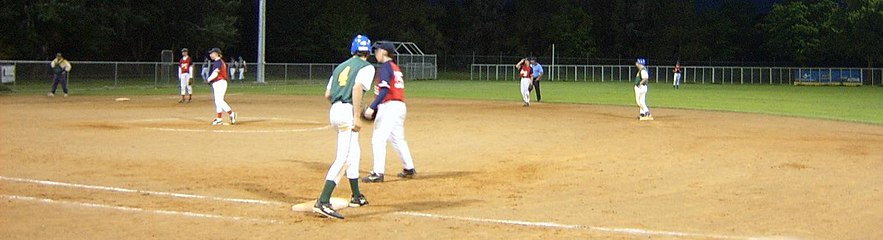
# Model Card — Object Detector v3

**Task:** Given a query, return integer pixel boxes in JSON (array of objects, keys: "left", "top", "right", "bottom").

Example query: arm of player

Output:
[
  {"left": 368, "top": 64, "right": 393, "bottom": 111},
  {"left": 207, "top": 68, "right": 220, "bottom": 82},
  {"left": 516, "top": 59, "right": 526, "bottom": 68},
  {"left": 352, "top": 65, "right": 376, "bottom": 131},
  {"left": 536, "top": 65, "right": 544, "bottom": 81},
  {"left": 325, "top": 76, "right": 332, "bottom": 102},
  {"left": 640, "top": 70, "right": 649, "bottom": 85}
]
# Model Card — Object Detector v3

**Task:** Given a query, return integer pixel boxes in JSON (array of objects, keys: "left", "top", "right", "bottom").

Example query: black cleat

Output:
[
  {"left": 349, "top": 194, "right": 368, "bottom": 207},
  {"left": 397, "top": 168, "right": 416, "bottom": 178},
  {"left": 313, "top": 201, "right": 344, "bottom": 219},
  {"left": 362, "top": 172, "right": 384, "bottom": 183}
]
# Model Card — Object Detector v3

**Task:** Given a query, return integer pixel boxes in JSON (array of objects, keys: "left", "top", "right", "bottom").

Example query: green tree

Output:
[
  {"left": 847, "top": 0, "right": 883, "bottom": 67},
  {"left": 761, "top": 0, "right": 840, "bottom": 64}
]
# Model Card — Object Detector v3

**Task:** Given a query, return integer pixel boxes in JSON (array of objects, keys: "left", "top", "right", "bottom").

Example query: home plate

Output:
[
  {"left": 291, "top": 197, "right": 349, "bottom": 212},
  {"left": 115, "top": 97, "right": 131, "bottom": 102}
]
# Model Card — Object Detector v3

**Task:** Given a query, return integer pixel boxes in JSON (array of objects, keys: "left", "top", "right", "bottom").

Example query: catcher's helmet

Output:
[{"left": 350, "top": 34, "right": 372, "bottom": 55}]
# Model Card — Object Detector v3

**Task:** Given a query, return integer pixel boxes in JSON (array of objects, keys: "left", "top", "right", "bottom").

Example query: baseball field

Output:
[{"left": 1, "top": 80, "right": 882, "bottom": 239}]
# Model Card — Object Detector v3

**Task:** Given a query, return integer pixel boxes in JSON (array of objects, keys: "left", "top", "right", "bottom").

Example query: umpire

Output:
[{"left": 529, "top": 57, "right": 544, "bottom": 102}]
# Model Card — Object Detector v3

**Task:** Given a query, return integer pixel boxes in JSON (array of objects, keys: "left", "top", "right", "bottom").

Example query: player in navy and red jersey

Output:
[
  {"left": 362, "top": 41, "right": 416, "bottom": 183},
  {"left": 517, "top": 58, "right": 533, "bottom": 107},
  {"left": 206, "top": 48, "right": 237, "bottom": 126}
]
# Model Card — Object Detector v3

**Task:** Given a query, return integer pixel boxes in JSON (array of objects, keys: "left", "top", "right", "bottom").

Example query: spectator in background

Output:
[
  {"left": 228, "top": 57, "right": 237, "bottom": 81},
  {"left": 48, "top": 53, "right": 72, "bottom": 97},
  {"left": 672, "top": 61, "right": 682, "bottom": 89},
  {"left": 237, "top": 56, "right": 246, "bottom": 80},
  {"left": 530, "top": 57, "right": 544, "bottom": 102},
  {"left": 201, "top": 57, "right": 211, "bottom": 81}
]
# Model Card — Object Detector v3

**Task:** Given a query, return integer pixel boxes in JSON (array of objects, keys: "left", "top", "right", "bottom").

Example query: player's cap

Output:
[
  {"left": 372, "top": 41, "right": 395, "bottom": 54},
  {"left": 181, "top": 48, "right": 189, "bottom": 52},
  {"left": 636, "top": 57, "right": 648, "bottom": 65},
  {"left": 209, "top": 48, "right": 222, "bottom": 54},
  {"left": 350, "top": 34, "right": 372, "bottom": 55}
]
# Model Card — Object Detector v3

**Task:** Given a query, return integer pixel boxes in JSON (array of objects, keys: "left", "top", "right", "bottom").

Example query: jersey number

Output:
[{"left": 338, "top": 66, "right": 351, "bottom": 87}]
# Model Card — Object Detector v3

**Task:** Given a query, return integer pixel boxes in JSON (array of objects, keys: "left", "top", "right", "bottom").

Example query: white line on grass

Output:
[
  {"left": 1, "top": 194, "right": 281, "bottom": 224},
  {"left": 0, "top": 176, "right": 287, "bottom": 206},
  {"left": 395, "top": 212, "right": 798, "bottom": 240}
]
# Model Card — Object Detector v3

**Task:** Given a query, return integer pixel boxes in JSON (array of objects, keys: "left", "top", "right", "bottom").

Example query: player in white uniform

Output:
[
  {"left": 516, "top": 58, "right": 533, "bottom": 107},
  {"left": 312, "top": 34, "right": 374, "bottom": 219},
  {"left": 634, "top": 57, "right": 652, "bottom": 120},
  {"left": 178, "top": 48, "right": 194, "bottom": 103},
  {"left": 362, "top": 41, "right": 416, "bottom": 183}
]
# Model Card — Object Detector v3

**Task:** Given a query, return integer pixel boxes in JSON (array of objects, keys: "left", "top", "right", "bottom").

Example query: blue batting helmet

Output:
[
  {"left": 636, "top": 57, "right": 648, "bottom": 65},
  {"left": 350, "top": 34, "right": 372, "bottom": 55}
]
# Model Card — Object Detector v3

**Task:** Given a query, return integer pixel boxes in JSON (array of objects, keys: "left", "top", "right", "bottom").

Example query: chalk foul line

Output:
[
  {"left": 1, "top": 194, "right": 281, "bottom": 224},
  {"left": 394, "top": 212, "right": 798, "bottom": 240},
  {"left": 0, "top": 176, "right": 287, "bottom": 206}
]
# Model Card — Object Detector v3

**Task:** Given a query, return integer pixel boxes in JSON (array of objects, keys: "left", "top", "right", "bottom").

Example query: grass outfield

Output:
[{"left": 3, "top": 80, "right": 881, "bottom": 124}]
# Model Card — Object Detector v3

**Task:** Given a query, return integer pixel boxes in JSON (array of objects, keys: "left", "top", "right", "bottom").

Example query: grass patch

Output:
[{"left": 3, "top": 79, "right": 881, "bottom": 124}]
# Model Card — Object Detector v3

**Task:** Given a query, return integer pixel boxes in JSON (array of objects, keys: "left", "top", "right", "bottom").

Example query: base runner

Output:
[
  {"left": 634, "top": 57, "right": 652, "bottom": 120},
  {"left": 312, "top": 34, "right": 374, "bottom": 219},
  {"left": 362, "top": 41, "right": 416, "bottom": 183}
]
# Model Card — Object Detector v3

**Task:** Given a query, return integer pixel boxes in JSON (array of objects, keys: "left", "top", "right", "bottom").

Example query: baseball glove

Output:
[
  {"left": 188, "top": 78, "right": 194, "bottom": 86},
  {"left": 361, "top": 107, "right": 377, "bottom": 121}
]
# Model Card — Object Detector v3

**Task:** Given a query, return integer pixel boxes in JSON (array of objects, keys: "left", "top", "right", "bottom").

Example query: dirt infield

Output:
[{"left": 1, "top": 94, "right": 881, "bottom": 239}]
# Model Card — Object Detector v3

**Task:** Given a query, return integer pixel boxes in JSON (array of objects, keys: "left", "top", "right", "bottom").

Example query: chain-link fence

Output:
[
  {"left": 396, "top": 54, "right": 437, "bottom": 80},
  {"left": 0, "top": 60, "right": 439, "bottom": 89},
  {"left": 470, "top": 63, "right": 883, "bottom": 86}
]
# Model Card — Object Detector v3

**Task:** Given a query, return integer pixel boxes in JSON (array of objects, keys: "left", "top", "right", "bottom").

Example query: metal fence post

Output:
[
  {"left": 712, "top": 67, "right": 715, "bottom": 84},
  {"left": 114, "top": 62, "right": 118, "bottom": 87},
  {"left": 601, "top": 67, "right": 605, "bottom": 82}
]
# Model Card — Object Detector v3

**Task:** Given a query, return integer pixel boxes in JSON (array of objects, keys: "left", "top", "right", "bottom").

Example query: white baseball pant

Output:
[
  {"left": 211, "top": 80, "right": 232, "bottom": 113},
  {"left": 673, "top": 73, "right": 682, "bottom": 86},
  {"left": 520, "top": 77, "right": 532, "bottom": 104},
  {"left": 179, "top": 73, "right": 193, "bottom": 95},
  {"left": 325, "top": 102, "right": 361, "bottom": 182},
  {"left": 634, "top": 85, "right": 649, "bottom": 115},
  {"left": 371, "top": 101, "right": 414, "bottom": 175}
]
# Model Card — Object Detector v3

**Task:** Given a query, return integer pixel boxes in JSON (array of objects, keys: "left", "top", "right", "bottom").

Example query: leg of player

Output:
[
  {"left": 179, "top": 74, "right": 188, "bottom": 103},
  {"left": 49, "top": 74, "right": 60, "bottom": 97},
  {"left": 390, "top": 103, "right": 415, "bottom": 178},
  {"left": 634, "top": 85, "right": 643, "bottom": 118},
  {"left": 521, "top": 78, "right": 531, "bottom": 107},
  {"left": 365, "top": 104, "right": 393, "bottom": 183},
  {"left": 315, "top": 103, "right": 367, "bottom": 219},
  {"left": 533, "top": 79, "right": 542, "bottom": 102},
  {"left": 211, "top": 81, "right": 235, "bottom": 125},
  {"left": 346, "top": 129, "right": 367, "bottom": 207},
  {"left": 638, "top": 86, "right": 651, "bottom": 120},
  {"left": 61, "top": 74, "right": 69, "bottom": 97},
  {"left": 186, "top": 82, "right": 193, "bottom": 103}
]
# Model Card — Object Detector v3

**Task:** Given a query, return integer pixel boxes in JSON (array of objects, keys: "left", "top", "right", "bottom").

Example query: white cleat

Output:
[
  {"left": 211, "top": 118, "right": 224, "bottom": 126},
  {"left": 47, "top": 93, "right": 54, "bottom": 97},
  {"left": 229, "top": 112, "right": 237, "bottom": 125}
]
